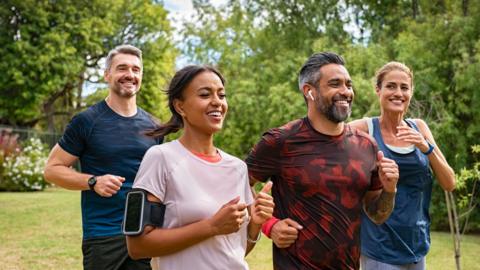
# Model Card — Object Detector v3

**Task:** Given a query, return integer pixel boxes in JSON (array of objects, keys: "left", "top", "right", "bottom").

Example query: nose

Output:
[
  {"left": 211, "top": 94, "right": 222, "bottom": 106},
  {"left": 339, "top": 84, "right": 353, "bottom": 97},
  {"left": 392, "top": 86, "right": 403, "bottom": 96},
  {"left": 124, "top": 68, "right": 135, "bottom": 79}
]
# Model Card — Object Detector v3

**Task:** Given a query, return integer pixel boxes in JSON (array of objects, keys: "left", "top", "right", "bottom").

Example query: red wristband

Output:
[{"left": 261, "top": 217, "right": 280, "bottom": 238}]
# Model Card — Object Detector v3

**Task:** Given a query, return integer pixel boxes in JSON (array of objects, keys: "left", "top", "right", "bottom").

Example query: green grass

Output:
[{"left": 1, "top": 188, "right": 478, "bottom": 270}]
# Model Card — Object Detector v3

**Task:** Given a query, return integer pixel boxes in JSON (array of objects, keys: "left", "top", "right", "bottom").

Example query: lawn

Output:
[{"left": 0, "top": 188, "right": 478, "bottom": 270}]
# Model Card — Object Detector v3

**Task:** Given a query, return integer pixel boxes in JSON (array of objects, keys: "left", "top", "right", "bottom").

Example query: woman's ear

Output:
[
  {"left": 173, "top": 99, "right": 185, "bottom": 117},
  {"left": 375, "top": 85, "right": 381, "bottom": 96}
]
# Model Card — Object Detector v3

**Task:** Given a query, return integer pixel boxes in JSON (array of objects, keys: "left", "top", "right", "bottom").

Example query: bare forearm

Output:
[
  {"left": 44, "top": 165, "right": 90, "bottom": 190},
  {"left": 127, "top": 220, "right": 215, "bottom": 259},
  {"left": 365, "top": 190, "right": 396, "bottom": 225},
  {"left": 246, "top": 222, "right": 261, "bottom": 255},
  {"left": 428, "top": 150, "right": 456, "bottom": 191}
]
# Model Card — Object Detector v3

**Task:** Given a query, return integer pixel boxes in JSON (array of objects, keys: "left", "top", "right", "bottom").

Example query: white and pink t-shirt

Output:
[{"left": 133, "top": 140, "right": 254, "bottom": 270}]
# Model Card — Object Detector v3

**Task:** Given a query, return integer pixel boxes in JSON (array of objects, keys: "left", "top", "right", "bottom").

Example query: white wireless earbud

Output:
[{"left": 308, "top": 90, "right": 315, "bottom": 101}]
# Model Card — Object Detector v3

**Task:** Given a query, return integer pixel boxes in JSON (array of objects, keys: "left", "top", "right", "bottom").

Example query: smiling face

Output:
[
  {"left": 104, "top": 53, "right": 142, "bottom": 98},
  {"left": 376, "top": 69, "right": 412, "bottom": 114},
  {"left": 311, "top": 64, "right": 354, "bottom": 123},
  {"left": 174, "top": 71, "right": 227, "bottom": 136}
]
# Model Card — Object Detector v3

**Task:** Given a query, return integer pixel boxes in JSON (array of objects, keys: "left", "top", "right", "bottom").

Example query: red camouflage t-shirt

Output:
[{"left": 246, "top": 117, "right": 382, "bottom": 270}]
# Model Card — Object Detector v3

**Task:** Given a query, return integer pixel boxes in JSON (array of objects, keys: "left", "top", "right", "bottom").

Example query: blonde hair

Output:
[{"left": 374, "top": 61, "right": 414, "bottom": 90}]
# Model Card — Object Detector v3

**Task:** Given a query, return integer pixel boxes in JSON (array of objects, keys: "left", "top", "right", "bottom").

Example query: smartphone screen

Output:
[{"left": 124, "top": 191, "right": 144, "bottom": 234}]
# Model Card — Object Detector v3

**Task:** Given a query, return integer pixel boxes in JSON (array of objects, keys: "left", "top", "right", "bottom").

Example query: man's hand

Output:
[
  {"left": 363, "top": 151, "right": 399, "bottom": 224},
  {"left": 377, "top": 151, "right": 398, "bottom": 193},
  {"left": 251, "top": 181, "right": 274, "bottom": 225},
  {"left": 271, "top": 218, "right": 302, "bottom": 248},
  {"left": 93, "top": 174, "right": 125, "bottom": 197}
]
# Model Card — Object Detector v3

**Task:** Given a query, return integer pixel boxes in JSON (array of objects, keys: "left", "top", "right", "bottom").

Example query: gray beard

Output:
[{"left": 324, "top": 103, "right": 351, "bottom": 123}]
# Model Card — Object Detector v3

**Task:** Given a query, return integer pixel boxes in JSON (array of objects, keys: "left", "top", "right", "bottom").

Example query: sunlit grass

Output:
[{"left": 1, "top": 188, "right": 478, "bottom": 270}]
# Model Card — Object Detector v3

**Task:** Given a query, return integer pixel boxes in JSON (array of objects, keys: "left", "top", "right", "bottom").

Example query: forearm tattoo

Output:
[{"left": 365, "top": 190, "right": 396, "bottom": 225}]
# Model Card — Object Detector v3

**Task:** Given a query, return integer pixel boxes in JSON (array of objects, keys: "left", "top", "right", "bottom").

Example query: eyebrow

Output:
[
  {"left": 116, "top": 64, "right": 141, "bottom": 69},
  {"left": 197, "top": 86, "right": 225, "bottom": 91},
  {"left": 327, "top": 78, "right": 352, "bottom": 84}
]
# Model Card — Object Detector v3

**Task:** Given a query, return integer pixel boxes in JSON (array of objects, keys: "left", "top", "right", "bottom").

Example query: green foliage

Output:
[
  {"left": 183, "top": 0, "right": 480, "bottom": 229},
  {"left": 455, "top": 145, "right": 480, "bottom": 232},
  {"left": 0, "top": 0, "right": 177, "bottom": 130},
  {"left": 0, "top": 137, "right": 49, "bottom": 191}
]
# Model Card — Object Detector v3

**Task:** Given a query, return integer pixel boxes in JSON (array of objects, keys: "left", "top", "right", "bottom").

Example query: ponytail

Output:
[{"left": 145, "top": 113, "right": 183, "bottom": 138}]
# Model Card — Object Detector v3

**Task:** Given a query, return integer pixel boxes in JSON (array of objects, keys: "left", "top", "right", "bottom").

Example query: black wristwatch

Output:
[{"left": 88, "top": 176, "right": 97, "bottom": 191}]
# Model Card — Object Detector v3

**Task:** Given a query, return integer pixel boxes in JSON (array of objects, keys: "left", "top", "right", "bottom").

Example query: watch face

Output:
[{"left": 88, "top": 177, "right": 96, "bottom": 188}]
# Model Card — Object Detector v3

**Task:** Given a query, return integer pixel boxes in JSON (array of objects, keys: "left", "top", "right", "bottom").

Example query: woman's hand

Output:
[
  {"left": 251, "top": 181, "right": 274, "bottom": 225},
  {"left": 396, "top": 125, "right": 430, "bottom": 152},
  {"left": 208, "top": 196, "right": 247, "bottom": 236}
]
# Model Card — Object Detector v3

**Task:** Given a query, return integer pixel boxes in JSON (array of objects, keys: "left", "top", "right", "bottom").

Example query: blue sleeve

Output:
[{"left": 58, "top": 114, "right": 90, "bottom": 157}]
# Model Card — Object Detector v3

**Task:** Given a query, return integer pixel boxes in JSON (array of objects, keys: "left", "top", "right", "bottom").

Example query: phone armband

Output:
[{"left": 122, "top": 189, "right": 166, "bottom": 236}]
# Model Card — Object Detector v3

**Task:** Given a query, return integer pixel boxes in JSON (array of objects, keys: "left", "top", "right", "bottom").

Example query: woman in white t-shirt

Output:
[{"left": 126, "top": 65, "right": 274, "bottom": 270}]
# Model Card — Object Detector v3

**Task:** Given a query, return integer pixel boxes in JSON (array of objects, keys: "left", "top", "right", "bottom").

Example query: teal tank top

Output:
[{"left": 360, "top": 117, "right": 433, "bottom": 264}]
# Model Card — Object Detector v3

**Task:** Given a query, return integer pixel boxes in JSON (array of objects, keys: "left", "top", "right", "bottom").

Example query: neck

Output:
[
  {"left": 307, "top": 109, "right": 344, "bottom": 136},
  {"left": 379, "top": 110, "right": 405, "bottom": 134},
  {"left": 105, "top": 93, "right": 137, "bottom": 117},
  {"left": 178, "top": 128, "right": 216, "bottom": 155}
]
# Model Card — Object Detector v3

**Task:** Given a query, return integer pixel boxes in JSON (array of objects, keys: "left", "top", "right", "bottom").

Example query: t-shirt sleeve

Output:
[
  {"left": 369, "top": 140, "right": 383, "bottom": 191},
  {"left": 58, "top": 114, "right": 89, "bottom": 157},
  {"left": 245, "top": 129, "right": 282, "bottom": 186},
  {"left": 133, "top": 146, "right": 167, "bottom": 201}
]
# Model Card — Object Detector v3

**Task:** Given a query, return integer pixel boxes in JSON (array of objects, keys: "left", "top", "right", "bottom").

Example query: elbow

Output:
[
  {"left": 126, "top": 237, "right": 146, "bottom": 260},
  {"left": 371, "top": 216, "right": 388, "bottom": 225},
  {"left": 444, "top": 179, "right": 456, "bottom": 192},
  {"left": 128, "top": 249, "right": 142, "bottom": 261},
  {"left": 442, "top": 171, "right": 456, "bottom": 192},
  {"left": 43, "top": 167, "right": 54, "bottom": 184}
]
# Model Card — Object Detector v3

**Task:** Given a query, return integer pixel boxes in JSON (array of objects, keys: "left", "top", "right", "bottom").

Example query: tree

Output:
[{"left": 0, "top": 0, "right": 177, "bottom": 131}]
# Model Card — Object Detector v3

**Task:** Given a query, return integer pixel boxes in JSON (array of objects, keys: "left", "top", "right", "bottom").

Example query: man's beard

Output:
[
  {"left": 111, "top": 82, "right": 140, "bottom": 98},
  {"left": 316, "top": 93, "right": 352, "bottom": 123}
]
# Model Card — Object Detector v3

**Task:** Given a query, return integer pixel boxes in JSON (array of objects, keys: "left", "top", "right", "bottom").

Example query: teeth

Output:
[
  {"left": 335, "top": 100, "right": 349, "bottom": 105},
  {"left": 208, "top": 111, "right": 222, "bottom": 117}
]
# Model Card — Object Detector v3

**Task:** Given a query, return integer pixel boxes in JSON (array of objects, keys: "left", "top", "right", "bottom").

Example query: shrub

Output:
[
  {"left": 0, "top": 137, "right": 49, "bottom": 191},
  {"left": 455, "top": 145, "right": 480, "bottom": 233}
]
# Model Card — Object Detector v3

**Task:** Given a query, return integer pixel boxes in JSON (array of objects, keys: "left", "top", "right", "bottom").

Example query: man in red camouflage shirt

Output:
[{"left": 246, "top": 52, "right": 399, "bottom": 270}]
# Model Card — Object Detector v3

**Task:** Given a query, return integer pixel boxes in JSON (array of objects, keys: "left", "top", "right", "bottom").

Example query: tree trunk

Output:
[
  {"left": 445, "top": 191, "right": 461, "bottom": 270},
  {"left": 43, "top": 83, "right": 73, "bottom": 133},
  {"left": 412, "top": 0, "right": 419, "bottom": 19},
  {"left": 462, "top": 0, "right": 469, "bottom": 16}
]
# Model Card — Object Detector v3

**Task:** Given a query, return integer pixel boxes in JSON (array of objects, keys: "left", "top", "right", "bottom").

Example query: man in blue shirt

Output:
[{"left": 44, "top": 45, "right": 162, "bottom": 270}]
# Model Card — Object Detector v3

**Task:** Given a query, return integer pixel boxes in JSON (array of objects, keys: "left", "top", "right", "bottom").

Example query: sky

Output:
[{"left": 84, "top": 0, "right": 213, "bottom": 96}]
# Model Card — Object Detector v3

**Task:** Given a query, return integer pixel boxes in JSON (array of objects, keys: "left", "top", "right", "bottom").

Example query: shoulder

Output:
[
  {"left": 346, "top": 124, "right": 377, "bottom": 148},
  {"left": 409, "top": 118, "right": 431, "bottom": 136},
  {"left": 74, "top": 101, "right": 108, "bottom": 123},
  {"left": 411, "top": 118, "right": 429, "bottom": 129},
  {"left": 146, "top": 141, "right": 176, "bottom": 156},
  {"left": 349, "top": 118, "right": 369, "bottom": 133},
  {"left": 66, "top": 102, "right": 107, "bottom": 131},
  {"left": 266, "top": 118, "right": 305, "bottom": 141},
  {"left": 219, "top": 149, "right": 246, "bottom": 166}
]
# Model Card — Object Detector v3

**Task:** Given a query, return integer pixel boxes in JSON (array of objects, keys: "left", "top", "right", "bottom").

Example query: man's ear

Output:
[
  {"left": 302, "top": 84, "right": 315, "bottom": 101},
  {"left": 104, "top": 69, "right": 110, "bottom": 83},
  {"left": 173, "top": 99, "right": 185, "bottom": 117}
]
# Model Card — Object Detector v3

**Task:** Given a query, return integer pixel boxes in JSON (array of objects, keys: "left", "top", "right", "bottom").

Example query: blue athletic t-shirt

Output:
[{"left": 58, "top": 100, "right": 162, "bottom": 239}]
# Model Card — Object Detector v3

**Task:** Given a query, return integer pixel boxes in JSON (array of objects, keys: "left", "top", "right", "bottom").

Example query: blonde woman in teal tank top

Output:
[{"left": 350, "top": 62, "right": 455, "bottom": 270}]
